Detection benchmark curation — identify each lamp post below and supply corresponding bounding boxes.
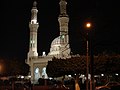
[85,22,91,90]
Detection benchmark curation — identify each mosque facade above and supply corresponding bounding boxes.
[26,0,71,83]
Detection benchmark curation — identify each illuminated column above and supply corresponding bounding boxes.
[58,0,69,39]
[28,1,39,58]
[58,0,71,57]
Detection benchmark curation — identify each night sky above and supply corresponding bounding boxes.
[0,0,120,60]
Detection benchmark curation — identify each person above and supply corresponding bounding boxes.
[28,79,32,90]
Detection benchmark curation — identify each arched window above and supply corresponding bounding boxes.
[34,67,40,81]
[42,67,48,79]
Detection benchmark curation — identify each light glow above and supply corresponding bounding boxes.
[28,75,31,78]
[115,73,118,76]
[68,75,72,77]
[101,74,104,76]
[86,22,91,28]
[21,76,24,78]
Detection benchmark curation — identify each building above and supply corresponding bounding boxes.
[26,0,71,83]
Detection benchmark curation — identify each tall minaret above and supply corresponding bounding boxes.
[28,1,39,58]
[58,0,69,42]
[58,0,71,56]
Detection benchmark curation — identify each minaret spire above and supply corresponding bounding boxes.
[58,0,69,36]
[59,0,68,16]
[31,1,38,24]
[28,1,39,58]
[58,0,71,57]
[33,1,37,7]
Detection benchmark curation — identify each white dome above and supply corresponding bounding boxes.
[48,36,62,56]
[51,36,62,46]
[48,35,71,58]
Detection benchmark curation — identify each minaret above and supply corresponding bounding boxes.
[58,0,69,43]
[28,1,39,58]
[58,0,71,57]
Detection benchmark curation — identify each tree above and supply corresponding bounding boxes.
[94,55,120,75]
[46,55,120,90]
[46,56,86,78]
[46,56,86,90]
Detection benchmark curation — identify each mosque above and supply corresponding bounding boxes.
[26,0,72,83]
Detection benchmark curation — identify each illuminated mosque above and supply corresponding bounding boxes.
[26,0,71,83]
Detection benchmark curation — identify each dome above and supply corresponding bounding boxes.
[48,36,64,56]
[51,36,62,46]
[48,35,71,58]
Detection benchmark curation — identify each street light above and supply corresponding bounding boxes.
[85,22,95,90]
[86,22,91,28]
[85,22,92,90]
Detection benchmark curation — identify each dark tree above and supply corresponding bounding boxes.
[46,56,86,78]
[46,55,120,90]
[94,55,120,75]
[46,56,86,90]
[46,55,120,77]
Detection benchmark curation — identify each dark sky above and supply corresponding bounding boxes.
[0,0,120,60]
